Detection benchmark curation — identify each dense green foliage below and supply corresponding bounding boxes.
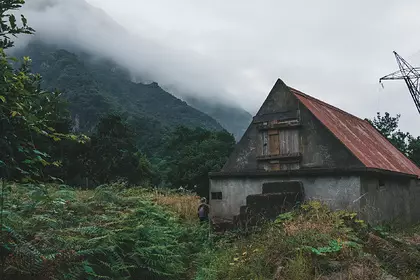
[47,114,154,187]
[368,112,420,166]
[2,183,209,280]
[0,1,87,182]
[157,126,235,196]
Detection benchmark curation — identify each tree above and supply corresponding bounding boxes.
[87,114,153,186]
[0,0,34,49]
[408,136,420,166]
[367,112,420,166]
[368,112,410,154]
[0,1,88,277]
[161,126,235,197]
[0,1,87,182]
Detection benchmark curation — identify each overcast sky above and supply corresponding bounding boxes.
[19,0,420,134]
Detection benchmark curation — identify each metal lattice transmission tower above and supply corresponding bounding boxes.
[379,51,420,115]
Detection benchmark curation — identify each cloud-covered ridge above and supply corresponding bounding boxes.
[12,0,420,134]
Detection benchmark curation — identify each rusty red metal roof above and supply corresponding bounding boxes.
[290,87,420,177]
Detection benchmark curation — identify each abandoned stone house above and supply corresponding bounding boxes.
[209,79,420,225]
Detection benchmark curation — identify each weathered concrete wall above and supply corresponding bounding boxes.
[210,176,361,220]
[360,176,420,224]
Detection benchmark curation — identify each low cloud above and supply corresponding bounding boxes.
[13,0,420,134]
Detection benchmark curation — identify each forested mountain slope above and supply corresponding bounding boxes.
[183,96,252,140]
[15,40,252,140]
[14,41,230,154]
[13,41,227,154]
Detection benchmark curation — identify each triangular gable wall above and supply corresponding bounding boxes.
[222,79,363,173]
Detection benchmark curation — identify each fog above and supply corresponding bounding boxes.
[14,0,420,134]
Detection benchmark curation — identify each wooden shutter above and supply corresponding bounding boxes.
[262,131,268,155]
[268,130,279,155]
[279,129,299,155]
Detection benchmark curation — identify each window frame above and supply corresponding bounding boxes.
[211,192,223,200]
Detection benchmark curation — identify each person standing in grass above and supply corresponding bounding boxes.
[198,197,210,223]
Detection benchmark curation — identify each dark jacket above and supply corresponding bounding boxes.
[198,203,210,218]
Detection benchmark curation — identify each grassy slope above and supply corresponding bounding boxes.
[197,201,420,280]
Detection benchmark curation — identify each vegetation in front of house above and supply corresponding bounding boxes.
[196,201,420,280]
[2,184,420,280]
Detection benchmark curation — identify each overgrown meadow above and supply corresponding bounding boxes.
[3,184,420,280]
[2,182,208,279]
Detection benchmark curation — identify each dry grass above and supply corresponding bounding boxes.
[150,190,200,222]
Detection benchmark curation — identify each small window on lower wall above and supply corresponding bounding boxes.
[211,192,223,200]
[378,179,385,187]
[376,179,385,191]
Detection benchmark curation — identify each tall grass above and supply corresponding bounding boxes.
[150,190,200,222]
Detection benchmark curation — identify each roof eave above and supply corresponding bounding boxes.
[209,167,419,179]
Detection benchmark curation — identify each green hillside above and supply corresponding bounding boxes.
[13,41,226,155]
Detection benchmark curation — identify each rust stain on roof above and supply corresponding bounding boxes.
[290,87,420,177]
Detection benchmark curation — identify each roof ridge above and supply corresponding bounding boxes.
[288,87,368,123]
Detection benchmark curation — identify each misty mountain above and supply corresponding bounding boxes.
[14,40,251,139]
[183,97,252,140]
[13,41,228,155]
[18,0,253,140]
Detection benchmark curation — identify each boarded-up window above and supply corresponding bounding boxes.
[268,130,280,155]
[261,128,299,157]
[279,129,299,154]
[262,131,268,155]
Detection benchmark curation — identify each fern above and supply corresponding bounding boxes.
[2,183,204,279]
